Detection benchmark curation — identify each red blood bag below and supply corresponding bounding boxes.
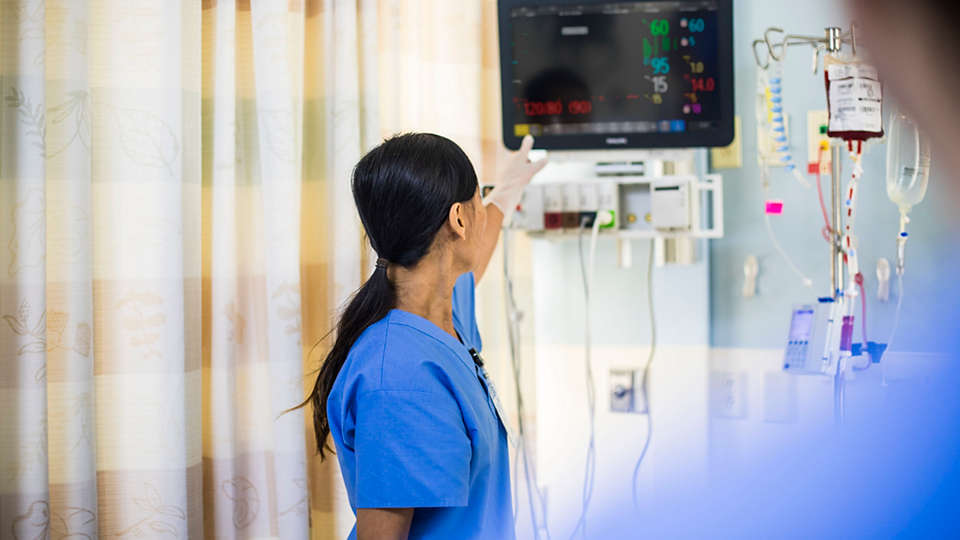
[824,55,883,142]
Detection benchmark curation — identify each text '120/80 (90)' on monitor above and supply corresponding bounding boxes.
[499,0,734,150]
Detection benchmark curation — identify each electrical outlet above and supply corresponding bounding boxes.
[710,371,747,419]
[610,369,647,414]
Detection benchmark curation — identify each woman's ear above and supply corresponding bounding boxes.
[448,202,467,239]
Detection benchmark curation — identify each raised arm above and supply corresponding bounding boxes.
[474,135,547,282]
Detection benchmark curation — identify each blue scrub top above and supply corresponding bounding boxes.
[328,272,513,540]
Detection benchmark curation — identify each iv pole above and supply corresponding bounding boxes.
[825,27,845,301]
[752,25,860,424]
[825,27,847,425]
[752,25,857,299]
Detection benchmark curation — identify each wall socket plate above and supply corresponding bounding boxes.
[710,371,747,419]
[610,369,648,414]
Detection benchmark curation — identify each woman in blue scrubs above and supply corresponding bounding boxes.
[304,133,544,539]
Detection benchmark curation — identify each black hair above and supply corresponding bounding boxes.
[302,132,478,459]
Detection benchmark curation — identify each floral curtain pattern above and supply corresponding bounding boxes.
[1,0,505,538]
[0,0,378,538]
[201,0,309,538]
[300,0,379,535]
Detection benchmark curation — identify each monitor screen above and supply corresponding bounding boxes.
[499,0,733,150]
[788,308,814,343]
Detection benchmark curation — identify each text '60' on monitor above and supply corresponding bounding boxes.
[498,0,734,150]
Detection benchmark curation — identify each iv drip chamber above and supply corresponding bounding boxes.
[886,112,931,212]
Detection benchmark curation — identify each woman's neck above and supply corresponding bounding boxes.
[390,251,460,340]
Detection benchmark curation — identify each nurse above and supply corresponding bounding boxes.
[305,132,545,539]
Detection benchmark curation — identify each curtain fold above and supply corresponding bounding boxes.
[1,0,501,538]
[201,0,309,537]
[0,0,362,537]
[1,0,54,536]
[300,0,378,536]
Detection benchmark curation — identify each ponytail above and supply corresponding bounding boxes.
[294,132,478,459]
[306,266,395,459]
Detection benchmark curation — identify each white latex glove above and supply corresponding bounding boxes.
[484,135,548,223]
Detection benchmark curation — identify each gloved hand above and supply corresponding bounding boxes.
[484,135,548,223]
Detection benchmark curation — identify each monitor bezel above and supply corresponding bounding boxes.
[498,0,735,150]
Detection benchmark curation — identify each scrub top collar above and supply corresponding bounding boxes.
[387,308,476,372]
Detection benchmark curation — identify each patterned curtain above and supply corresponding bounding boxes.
[301,1,510,538]
[0,0,376,538]
[301,0,378,537]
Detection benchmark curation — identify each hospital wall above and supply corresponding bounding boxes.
[475,0,960,537]
[704,1,960,531]
[476,231,712,538]
[710,0,959,352]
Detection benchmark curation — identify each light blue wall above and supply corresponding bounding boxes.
[531,237,709,346]
[709,0,958,351]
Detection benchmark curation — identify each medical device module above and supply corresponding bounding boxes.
[498,0,734,150]
[784,300,835,374]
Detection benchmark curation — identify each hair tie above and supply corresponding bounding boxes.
[375,258,389,270]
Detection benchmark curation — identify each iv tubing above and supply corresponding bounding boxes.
[503,232,551,540]
[760,165,814,288]
[857,277,867,345]
[852,275,871,371]
[887,273,905,352]
[767,68,811,188]
[754,66,814,288]
[571,217,602,540]
[815,145,834,243]
[842,142,864,270]
[631,239,656,510]
[843,143,872,371]
[843,145,864,321]
[763,209,814,288]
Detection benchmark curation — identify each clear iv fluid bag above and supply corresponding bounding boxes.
[885,112,931,212]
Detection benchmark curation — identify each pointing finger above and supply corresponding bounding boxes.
[519,134,535,154]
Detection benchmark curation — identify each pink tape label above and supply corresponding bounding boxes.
[765,200,784,215]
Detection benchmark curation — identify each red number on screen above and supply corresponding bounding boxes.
[690,77,715,92]
[524,100,564,116]
[568,100,592,114]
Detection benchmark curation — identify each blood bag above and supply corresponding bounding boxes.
[885,112,931,213]
[824,55,883,141]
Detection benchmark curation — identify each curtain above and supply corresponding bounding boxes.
[0,0,376,538]
[301,0,378,537]
[202,1,309,538]
[1,0,502,538]
[300,1,510,538]
[377,0,499,176]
